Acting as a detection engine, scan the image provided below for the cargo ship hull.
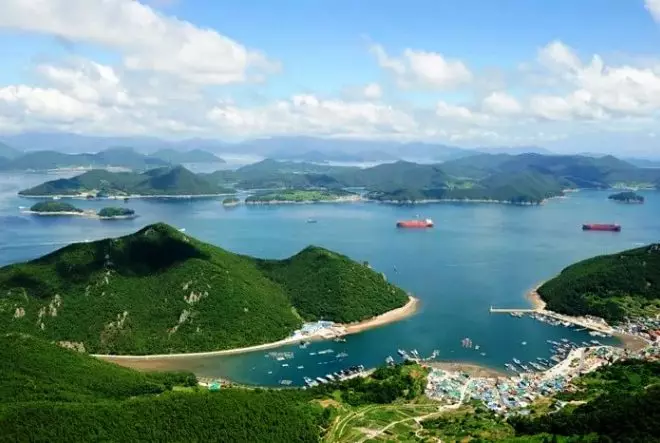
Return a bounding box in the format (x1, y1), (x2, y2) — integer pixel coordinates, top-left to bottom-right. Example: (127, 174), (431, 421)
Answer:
(396, 218), (434, 228)
(582, 224), (621, 232)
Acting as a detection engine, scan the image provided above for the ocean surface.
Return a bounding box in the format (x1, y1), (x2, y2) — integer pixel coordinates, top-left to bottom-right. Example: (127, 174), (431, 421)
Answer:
(1, 171), (658, 386)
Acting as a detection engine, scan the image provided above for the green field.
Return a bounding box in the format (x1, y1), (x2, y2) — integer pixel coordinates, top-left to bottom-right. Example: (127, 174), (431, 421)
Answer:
(246, 189), (356, 203)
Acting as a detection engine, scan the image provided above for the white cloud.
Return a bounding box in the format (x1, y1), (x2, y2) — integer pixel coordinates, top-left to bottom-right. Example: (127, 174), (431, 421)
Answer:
(529, 91), (607, 121)
(0, 0), (279, 85)
(370, 44), (472, 90)
(646, 0), (660, 22)
(362, 83), (383, 100)
(207, 94), (419, 138)
(529, 41), (660, 120)
(435, 101), (475, 119)
(0, 85), (102, 123)
(482, 92), (523, 115)
(538, 40), (582, 72)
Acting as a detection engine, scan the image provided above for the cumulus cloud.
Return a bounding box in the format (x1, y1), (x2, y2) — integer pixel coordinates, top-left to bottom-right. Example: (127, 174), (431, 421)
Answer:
(370, 44), (472, 90)
(528, 41), (660, 121)
(362, 83), (383, 100)
(0, 0), (279, 85)
(482, 92), (523, 115)
(0, 2), (659, 148)
(207, 94), (419, 138)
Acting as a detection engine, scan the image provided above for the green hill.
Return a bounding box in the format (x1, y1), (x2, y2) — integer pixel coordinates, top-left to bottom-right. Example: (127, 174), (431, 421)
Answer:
(0, 334), (326, 443)
(151, 148), (225, 164)
(537, 244), (660, 322)
(18, 166), (235, 197)
(0, 223), (408, 354)
(257, 246), (406, 322)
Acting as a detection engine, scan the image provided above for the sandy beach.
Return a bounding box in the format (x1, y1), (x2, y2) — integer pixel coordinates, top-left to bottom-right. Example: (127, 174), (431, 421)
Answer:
(95, 296), (419, 365)
(345, 296), (419, 334)
(613, 332), (649, 351)
(425, 361), (507, 378)
(526, 283), (547, 310)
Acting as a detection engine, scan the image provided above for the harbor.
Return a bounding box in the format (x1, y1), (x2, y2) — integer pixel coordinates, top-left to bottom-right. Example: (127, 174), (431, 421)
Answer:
(425, 344), (660, 414)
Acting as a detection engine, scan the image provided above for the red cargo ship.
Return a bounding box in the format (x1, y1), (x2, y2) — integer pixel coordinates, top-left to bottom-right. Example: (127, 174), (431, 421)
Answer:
(582, 223), (621, 232)
(397, 218), (434, 228)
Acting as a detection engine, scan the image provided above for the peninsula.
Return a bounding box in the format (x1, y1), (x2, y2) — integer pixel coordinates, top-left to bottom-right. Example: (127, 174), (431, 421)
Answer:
(18, 165), (236, 198)
(0, 223), (410, 355)
(537, 244), (660, 323)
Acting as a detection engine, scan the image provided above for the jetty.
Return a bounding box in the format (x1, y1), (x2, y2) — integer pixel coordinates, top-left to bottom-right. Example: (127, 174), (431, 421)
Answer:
(489, 306), (615, 335)
(489, 306), (536, 314)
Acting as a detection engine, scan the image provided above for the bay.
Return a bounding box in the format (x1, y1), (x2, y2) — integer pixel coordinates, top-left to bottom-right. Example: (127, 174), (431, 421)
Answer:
(1, 171), (658, 386)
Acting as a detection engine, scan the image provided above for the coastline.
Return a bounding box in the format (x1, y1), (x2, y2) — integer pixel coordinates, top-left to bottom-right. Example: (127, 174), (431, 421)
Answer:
(244, 196), (362, 205)
(524, 281), (649, 351)
(19, 193), (235, 199)
(21, 210), (137, 220)
(94, 296), (419, 363)
(367, 197), (552, 206)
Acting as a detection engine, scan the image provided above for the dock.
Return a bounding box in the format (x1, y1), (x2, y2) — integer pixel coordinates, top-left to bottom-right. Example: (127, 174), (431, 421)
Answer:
(489, 306), (536, 313)
(489, 306), (615, 335)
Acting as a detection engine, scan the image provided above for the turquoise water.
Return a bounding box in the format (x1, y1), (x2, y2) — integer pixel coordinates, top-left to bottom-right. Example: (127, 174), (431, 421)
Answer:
(1, 172), (658, 386)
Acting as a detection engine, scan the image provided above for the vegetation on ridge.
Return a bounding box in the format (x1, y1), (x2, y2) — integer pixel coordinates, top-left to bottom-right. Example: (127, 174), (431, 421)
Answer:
(258, 246), (408, 323)
(0, 223), (408, 354)
(1, 333), (658, 442)
(0, 334), (327, 443)
(537, 244), (660, 322)
(19, 165), (235, 197)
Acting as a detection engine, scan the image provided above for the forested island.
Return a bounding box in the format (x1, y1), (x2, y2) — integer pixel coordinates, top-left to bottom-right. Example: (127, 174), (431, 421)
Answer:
(0, 223), (408, 354)
(97, 207), (136, 219)
(245, 189), (359, 204)
(3, 333), (658, 442)
(28, 201), (84, 215)
(18, 165), (236, 198)
(608, 191), (645, 203)
(537, 244), (660, 322)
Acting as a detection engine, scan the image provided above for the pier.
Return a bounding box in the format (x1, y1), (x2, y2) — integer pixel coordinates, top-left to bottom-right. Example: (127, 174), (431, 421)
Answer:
(489, 306), (615, 335)
(489, 306), (536, 313)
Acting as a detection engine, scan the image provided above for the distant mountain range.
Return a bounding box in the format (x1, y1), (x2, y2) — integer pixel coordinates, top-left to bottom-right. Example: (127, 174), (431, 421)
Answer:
(0, 146), (224, 172)
(3, 131), (660, 165)
(17, 152), (660, 203)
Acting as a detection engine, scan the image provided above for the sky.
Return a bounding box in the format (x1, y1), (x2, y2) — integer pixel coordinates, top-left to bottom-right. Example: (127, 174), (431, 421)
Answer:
(0, 0), (660, 156)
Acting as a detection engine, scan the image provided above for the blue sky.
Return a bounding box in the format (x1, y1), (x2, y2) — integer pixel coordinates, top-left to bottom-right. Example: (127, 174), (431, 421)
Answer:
(0, 0), (659, 155)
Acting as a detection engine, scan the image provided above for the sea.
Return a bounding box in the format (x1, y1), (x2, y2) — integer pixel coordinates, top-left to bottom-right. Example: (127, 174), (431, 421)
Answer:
(1, 170), (658, 387)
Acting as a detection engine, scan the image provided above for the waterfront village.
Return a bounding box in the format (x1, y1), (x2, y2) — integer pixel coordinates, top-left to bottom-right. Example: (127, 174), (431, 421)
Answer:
(202, 310), (660, 416)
